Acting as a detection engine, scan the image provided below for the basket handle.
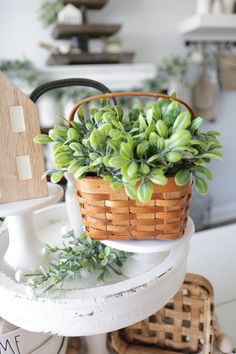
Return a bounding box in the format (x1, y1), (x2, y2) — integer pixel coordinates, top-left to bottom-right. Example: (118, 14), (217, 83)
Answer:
(67, 91), (196, 127)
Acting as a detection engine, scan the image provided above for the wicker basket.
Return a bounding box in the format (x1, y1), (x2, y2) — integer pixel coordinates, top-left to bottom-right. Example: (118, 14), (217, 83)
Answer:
(77, 177), (192, 240)
(109, 273), (214, 354)
(68, 92), (196, 241)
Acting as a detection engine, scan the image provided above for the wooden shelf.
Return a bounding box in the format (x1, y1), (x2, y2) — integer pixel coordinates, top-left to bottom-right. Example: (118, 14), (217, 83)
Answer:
(47, 52), (135, 65)
(52, 24), (121, 39)
(61, 0), (108, 9)
(179, 14), (236, 41)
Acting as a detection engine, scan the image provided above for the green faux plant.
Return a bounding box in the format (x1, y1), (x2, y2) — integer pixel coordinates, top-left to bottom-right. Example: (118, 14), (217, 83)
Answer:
(35, 94), (222, 203)
(24, 231), (131, 294)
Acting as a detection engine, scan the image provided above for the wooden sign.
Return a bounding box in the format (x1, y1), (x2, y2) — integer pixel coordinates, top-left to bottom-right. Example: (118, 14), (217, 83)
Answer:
(0, 72), (48, 203)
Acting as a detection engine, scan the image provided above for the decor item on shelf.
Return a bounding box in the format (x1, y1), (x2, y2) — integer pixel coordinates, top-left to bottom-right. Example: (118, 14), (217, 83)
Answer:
(38, 0), (63, 28)
(0, 72), (48, 203)
(35, 91), (222, 240)
(196, 0), (211, 14)
(23, 230), (131, 294)
(219, 54), (236, 90)
(57, 4), (83, 25)
(210, 0), (226, 13)
(38, 0), (135, 65)
(192, 69), (218, 122)
(105, 36), (122, 54)
(109, 273), (214, 354)
(39, 41), (71, 55)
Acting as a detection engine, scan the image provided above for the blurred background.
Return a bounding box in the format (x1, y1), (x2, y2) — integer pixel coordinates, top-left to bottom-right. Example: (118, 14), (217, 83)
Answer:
(1, 0), (236, 230)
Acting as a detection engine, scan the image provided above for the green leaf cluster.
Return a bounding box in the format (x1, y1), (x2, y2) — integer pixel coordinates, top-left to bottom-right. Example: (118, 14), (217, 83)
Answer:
(24, 231), (131, 294)
(34, 96), (222, 201)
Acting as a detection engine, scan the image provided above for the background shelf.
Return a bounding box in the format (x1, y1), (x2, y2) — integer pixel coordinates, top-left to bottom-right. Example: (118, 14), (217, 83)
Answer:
(52, 24), (121, 39)
(179, 14), (236, 41)
(61, 0), (108, 9)
(47, 52), (135, 65)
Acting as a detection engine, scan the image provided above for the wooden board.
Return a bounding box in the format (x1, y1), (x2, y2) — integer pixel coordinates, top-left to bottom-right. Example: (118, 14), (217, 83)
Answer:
(52, 23), (121, 39)
(0, 72), (48, 203)
(62, 0), (108, 9)
(47, 52), (135, 65)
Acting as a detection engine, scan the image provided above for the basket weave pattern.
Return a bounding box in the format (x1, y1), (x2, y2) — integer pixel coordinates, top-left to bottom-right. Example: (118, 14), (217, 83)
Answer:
(77, 177), (192, 240)
(110, 273), (214, 354)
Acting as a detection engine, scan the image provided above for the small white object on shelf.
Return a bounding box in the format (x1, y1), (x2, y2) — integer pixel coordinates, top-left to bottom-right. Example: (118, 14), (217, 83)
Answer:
(0, 183), (63, 276)
(57, 4), (83, 25)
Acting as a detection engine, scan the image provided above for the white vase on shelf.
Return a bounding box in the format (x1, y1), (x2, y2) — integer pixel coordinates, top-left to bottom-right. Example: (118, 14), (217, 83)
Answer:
(196, 0), (210, 14)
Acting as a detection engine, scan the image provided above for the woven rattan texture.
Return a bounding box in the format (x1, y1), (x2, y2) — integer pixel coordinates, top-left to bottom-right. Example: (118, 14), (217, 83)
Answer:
(110, 274), (214, 354)
(77, 177), (192, 240)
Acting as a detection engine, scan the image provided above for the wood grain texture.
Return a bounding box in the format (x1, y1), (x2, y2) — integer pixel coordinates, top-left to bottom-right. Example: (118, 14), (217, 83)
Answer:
(77, 177), (192, 240)
(109, 273), (214, 354)
(52, 23), (121, 39)
(0, 72), (48, 203)
(47, 52), (135, 65)
(62, 0), (108, 9)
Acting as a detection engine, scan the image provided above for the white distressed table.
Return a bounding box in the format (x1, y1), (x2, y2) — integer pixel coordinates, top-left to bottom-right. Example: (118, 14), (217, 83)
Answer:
(0, 203), (194, 354)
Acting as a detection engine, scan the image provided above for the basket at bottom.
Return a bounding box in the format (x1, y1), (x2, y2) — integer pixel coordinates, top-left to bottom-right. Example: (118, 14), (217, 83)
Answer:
(109, 273), (214, 354)
(77, 176), (192, 240)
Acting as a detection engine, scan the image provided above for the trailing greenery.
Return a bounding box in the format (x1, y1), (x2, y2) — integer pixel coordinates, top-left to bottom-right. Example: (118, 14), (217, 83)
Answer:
(35, 94), (222, 202)
(0, 59), (45, 88)
(24, 231), (131, 294)
(38, 0), (63, 28)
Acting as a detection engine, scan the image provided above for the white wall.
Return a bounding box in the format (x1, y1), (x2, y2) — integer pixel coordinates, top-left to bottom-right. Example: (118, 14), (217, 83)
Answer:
(0, 0), (236, 217)
(0, 0), (195, 64)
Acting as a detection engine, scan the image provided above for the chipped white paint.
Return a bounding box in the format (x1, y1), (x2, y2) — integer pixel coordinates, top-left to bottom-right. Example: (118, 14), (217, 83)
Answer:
(0, 204), (193, 336)
(0, 183), (63, 275)
(9, 106), (25, 133)
(16, 155), (32, 180)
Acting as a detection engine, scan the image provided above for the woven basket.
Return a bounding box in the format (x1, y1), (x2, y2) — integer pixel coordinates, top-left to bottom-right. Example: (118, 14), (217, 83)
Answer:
(109, 273), (214, 354)
(68, 92), (196, 241)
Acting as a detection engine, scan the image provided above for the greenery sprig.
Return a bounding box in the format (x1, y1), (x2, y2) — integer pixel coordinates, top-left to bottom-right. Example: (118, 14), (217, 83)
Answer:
(35, 94), (222, 203)
(38, 0), (63, 28)
(24, 231), (131, 294)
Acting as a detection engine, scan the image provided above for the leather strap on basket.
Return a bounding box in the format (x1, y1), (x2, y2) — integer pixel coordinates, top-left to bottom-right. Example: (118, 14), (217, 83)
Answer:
(68, 91), (196, 127)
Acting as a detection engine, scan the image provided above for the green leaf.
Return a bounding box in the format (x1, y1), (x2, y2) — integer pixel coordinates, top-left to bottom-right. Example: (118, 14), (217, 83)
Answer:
(74, 166), (88, 179)
(166, 130), (191, 150)
(124, 184), (138, 199)
(173, 112), (191, 131)
(137, 141), (150, 157)
(128, 161), (138, 177)
(174, 169), (190, 186)
(137, 180), (153, 203)
(200, 152), (223, 160)
(54, 152), (74, 167)
(194, 166), (212, 180)
(189, 117), (204, 133)
(48, 129), (66, 143)
(34, 134), (53, 144)
(139, 114), (148, 131)
(111, 180), (122, 190)
(67, 128), (79, 140)
(148, 168), (168, 185)
(70, 143), (84, 156)
(76, 106), (85, 122)
(90, 129), (104, 150)
(115, 105), (124, 120)
(156, 120), (168, 138)
(140, 162), (150, 175)
(68, 159), (84, 173)
(120, 142), (133, 159)
(99, 123), (112, 136)
(156, 137), (165, 153)
(149, 132), (159, 147)
(195, 175), (208, 195)
(51, 171), (64, 183)
(109, 156), (128, 169)
(166, 152), (182, 162)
